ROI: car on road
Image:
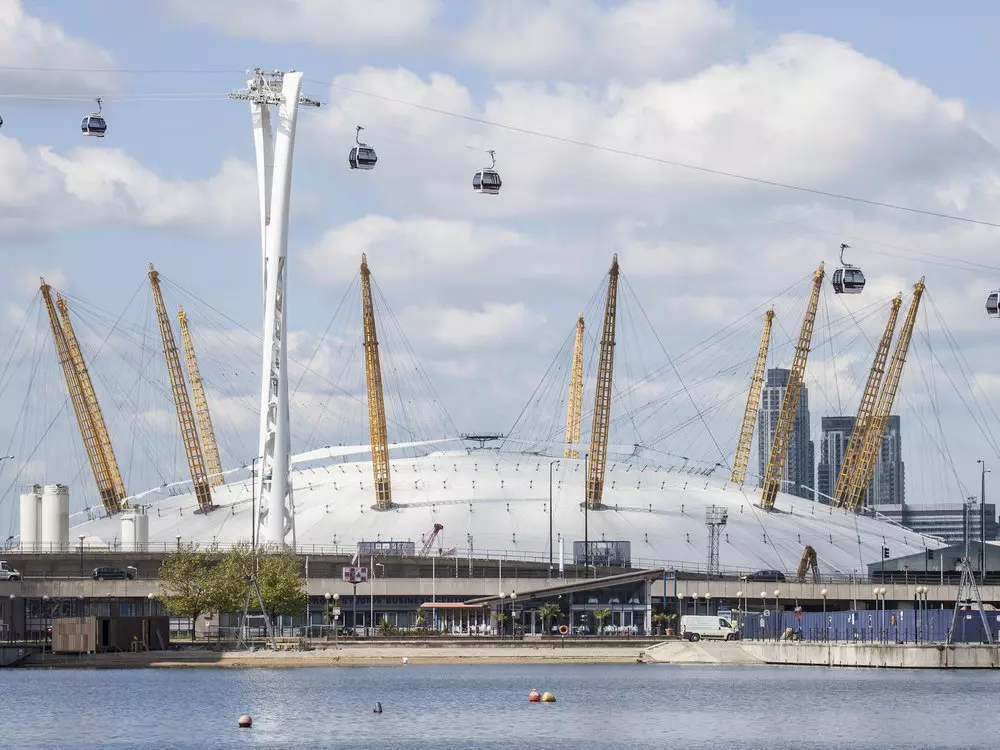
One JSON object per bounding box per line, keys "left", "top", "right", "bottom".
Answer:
{"left": 0, "top": 561, "right": 21, "bottom": 581}
{"left": 744, "top": 569, "right": 786, "bottom": 582}
{"left": 92, "top": 566, "right": 137, "bottom": 581}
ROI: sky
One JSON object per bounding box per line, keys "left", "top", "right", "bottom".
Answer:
{"left": 1, "top": 0, "right": 999, "bottom": 522}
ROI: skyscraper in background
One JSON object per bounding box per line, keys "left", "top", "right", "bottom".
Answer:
{"left": 757, "top": 368, "right": 814, "bottom": 500}
{"left": 817, "top": 414, "right": 905, "bottom": 506}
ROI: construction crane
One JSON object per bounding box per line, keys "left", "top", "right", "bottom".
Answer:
{"left": 586, "top": 255, "right": 619, "bottom": 509}
{"left": 360, "top": 254, "right": 392, "bottom": 510}
{"left": 760, "top": 263, "right": 825, "bottom": 511}
{"left": 844, "top": 278, "right": 926, "bottom": 512}
{"left": 832, "top": 294, "right": 902, "bottom": 508}
{"left": 564, "top": 313, "right": 585, "bottom": 459}
{"left": 177, "top": 306, "right": 225, "bottom": 488}
{"left": 419, "top": 523, "right": 444, "bottom": 556}
{"left": 148, "top": 264, "right": 214, "bottom": 512}
{"left": 796, "top": 545, "right": 820, "bottom": 582}
{"left": 729, "top": 306, "right": 774, "bottom": 485}
{"left": 40, "top": 281, "right": 124, "bottom": 515}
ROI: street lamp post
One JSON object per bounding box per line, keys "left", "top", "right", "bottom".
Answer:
{"left": 548, "top": 460, "right": 559, "bottom": 577}
{"left": 705, "top": 592, "right": 712, "bottom": 616}
{"left": 773, "top": 589, "right": 781, "bottom": 641}
{"left": 760, "top": 591, "right": 767, "bottom": 639}
{"left": 372, "top": 561, "right": 385, "bottom": 635}
{"left": 820, "top": 588, "right": 828, "bottom": 641}
{"left": 583, "top": 452, "right": 589, "bottom": 569}
{"left": 498, "top": 592, "right": 506, "bottom": 637}
{"left": 978, "top": 460, "right": 991, "bottom": 583}
{"left": 915, "top": 586, "right": 928, "bottom": 643}
{"left": 510, "top": 591, "right": 518, "bottom": 637}
{"left": 735, "top": 590, "right": 743, "bottom": 633}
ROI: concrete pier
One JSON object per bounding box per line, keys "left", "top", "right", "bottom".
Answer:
{"left": 644, "top": 640, "right": 1000, "bottom": 668}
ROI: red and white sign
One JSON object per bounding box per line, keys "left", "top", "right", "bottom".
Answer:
{"left": 342, "top": 566, "right": 369, "bottom": 583}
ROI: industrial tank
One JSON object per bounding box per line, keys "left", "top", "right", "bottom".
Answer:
{"left": 121, "top": 506, "right": 149, "bottom": 552}
{"left": 18, "top": 484, "right": 41, "bottom": 552}
{"left": 40, "top": 483, "right": 69, "bottom": 552}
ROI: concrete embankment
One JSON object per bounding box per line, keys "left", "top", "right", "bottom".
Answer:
{"left": 643, "top": 640, "right": 1000, "bottom": 668}
{"left": 16, "top": 642, "right": 649, "bottom": 669}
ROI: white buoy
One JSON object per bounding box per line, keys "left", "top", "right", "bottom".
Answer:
{"left": 402, "top": 657, "right": 409, "bottom": 664}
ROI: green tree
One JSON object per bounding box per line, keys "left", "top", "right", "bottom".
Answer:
{"left": 157, "top": 546, "right": 216, "bottom": 640}
{"left": 593, "top": 608, "right": 611, "bottom": 635}
{"left": 537, "top": 603, "right": 561, "bottom": 634}
{"left": 211, "top": 543, "right": 307, "bottom": 618}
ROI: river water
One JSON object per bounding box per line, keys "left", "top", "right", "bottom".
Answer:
{"left": 1, "top": 664, "right": 995, "bottom": 749}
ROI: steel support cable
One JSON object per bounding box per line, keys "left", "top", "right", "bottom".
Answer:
{"left": 924, "top": 291, "right": 1000, "bottom": 457}
{"left": 0, "top": 294, "right": 40, "bottom": 401}
{"left": 291, "top": 273, "right": 358, "bottom": 400}
{"left": 374, "top": 292, "right": 426, "bottom": 446}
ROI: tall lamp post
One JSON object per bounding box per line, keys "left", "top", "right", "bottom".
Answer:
{"left": 773, "top": 589, "right": 781, "bottom": 640}
{"left": 820, "top": 588, "right": 828, "bottom": 642}
{"left": 548, "top": 460, "right": 559, "bottom": 577}
{"left": 735, "top": 590, "right": 743, "bottom": 634}
{"left": 915, "top": 586, "right": 928, "bottom": 643}
{"left": 371, "top": 562, "right": 384, "bottom": 635}
{"left": 760, "top": 591, "right": 768, "bottom": 639}
{"left": 497, "top": 592, "right": 506, "bottom": 637}
{"left": 510, "top": 591, "right": 518, "bottom": 637}
{"left": 978, "top": 460, "right": 991, "bottom": 582}
{"left": 583, "top": 452, "right": 589, "bottom": 569}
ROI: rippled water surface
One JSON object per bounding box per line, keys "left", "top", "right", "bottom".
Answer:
{"left": 2, "top": 664, "right": 998, "bottom": 749}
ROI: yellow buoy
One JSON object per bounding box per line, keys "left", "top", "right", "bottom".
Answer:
{"left": 540, "top": 692, "right": 556, "bottom": 703}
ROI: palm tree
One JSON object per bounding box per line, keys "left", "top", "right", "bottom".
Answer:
{"left": 652, "top": 612, "right": 670, "bottom": 636}
{"left": 537, "top": 603, "right": 561, "bottom": 635}
{"left": 593, "top": 608, "right": 611, "bottom": 636}
{"left": 492, "top": 611, "right": 510, "bottom": 636}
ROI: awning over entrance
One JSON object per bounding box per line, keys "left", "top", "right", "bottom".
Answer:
{"left": 463, "top": 568, "right": 667, "bottom": 606}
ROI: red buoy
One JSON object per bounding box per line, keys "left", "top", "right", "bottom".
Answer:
{"left": 529, "top": 689, "right": 541, "bottom": 702}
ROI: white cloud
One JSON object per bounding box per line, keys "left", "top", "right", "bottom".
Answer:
{"left": 458, "top": 0, "right": 737, "bottom": 80}
{"left": 157, "top": 0, "right": 441, "bottom": 46}
{"left": 0, "top": 135, "right": 257, "bottom": 233}
{"left": 0, "top": 0, "right": 120, "bottom": 95}
{"left": 401, "top": 302, "right": 547, "bottom": 350}
{"left": 312, "top": 36, "right": 994, "bottom": 221}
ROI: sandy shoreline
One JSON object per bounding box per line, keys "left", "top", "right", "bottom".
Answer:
{"left": 17, "top": 643, "right": 652, "bottom": 669}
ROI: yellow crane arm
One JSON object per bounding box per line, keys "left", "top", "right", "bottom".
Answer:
{"left": 178, "top": 306, "right": 225, "bottom": 488}
{"left": 845, "top": 278, "right": 925, "bottom": 512}
{"left": 760, "top": 264, "right": 825, "bottom": 510}
{"left": 832, "top": 294, "right": 902, "bottom": 508}
{"left": 56, "top": 295, "right": 126, "bottom": 513}
{"left": 586, "top": 254, "right": 619, "bottom": 509}
{"left": 148, "top": 264, "right": 213, "bottom": 512}
{"left": 730, "top": 306, "right": 774, "bottom": 485}
{"left": 361, "top": 254, "right": 392, "bottom": 511}
{"left": 564, "top": 313, "right": 585, "bottom": 459}
{"left": 40, "top": 281, "right": 122, "bottom": 515}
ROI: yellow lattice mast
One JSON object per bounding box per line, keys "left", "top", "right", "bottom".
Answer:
{"left": 57, "top": 294, "right": 127, "bottom": 512}
{"left": 178, "top": 306, "right": 225, "bottom": 488}
{"left": 730, "top": 306, "right": 774, "bottom": 485}
{"left": 586, "top": 255, "right": 619, "bottom": 509}
{"left": 832, "top": 294, "right": 902, "bottom": 508}
{"left": 844, "top": 278, "right": 925, "bottom": 512}
{"left": 760, "top": 263, "right": 825, "bottom": 511}
{"left": 148, "top": 264, "right": 214, "bottom": 512}
{"left": 360, "top": 254, "right": 392, "bottom": 510}
{"left": 564, "top": 313, "right": 585, "bottom": 459}
{"left": 40, "top": 280, "right": 122, "bottom": 515}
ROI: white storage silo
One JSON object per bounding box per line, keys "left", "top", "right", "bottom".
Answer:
{"left": 18, "top": 485, "right": 41, "bottom": 552}
{"left": 121, "top": 506, "right": 149, "bottom": 552}
{"left": 40, "top": 483, "right": 69, "bottom": 552}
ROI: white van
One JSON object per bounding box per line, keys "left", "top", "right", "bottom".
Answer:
{"left": 679, "top": 615, "right": 740, "bottom": 642}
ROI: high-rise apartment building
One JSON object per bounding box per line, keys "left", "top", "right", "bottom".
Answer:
{"left": 817, "top": 414, "right": 904, "bottom": 506}
{"left": 757, "top": 368, "right": 814, "bottom": 500}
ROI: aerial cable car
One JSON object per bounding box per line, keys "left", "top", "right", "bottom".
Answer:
{"left": 81, "top": 97, "right": 107, "bottom": 137}
{"left": 473, "top": 150, "right": 501, "bottom": 195}
{"left": 987, "top": 290, "right": 1000, "bottom": 318}
{"left": 348, "top": 125, "right": 377, "bottom": 170}
{"left": 831, "top": 242, "right": 865, "bottom": 295}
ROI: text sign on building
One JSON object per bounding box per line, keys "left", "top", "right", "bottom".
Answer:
{"left": 357, "top": 540, "right": 416, "bottom": 557}
{"left": 342, "top": 566, "right": 369, "bottom": 583}
{"left": 572, "top": 540, "right": 632, "bottom": 567}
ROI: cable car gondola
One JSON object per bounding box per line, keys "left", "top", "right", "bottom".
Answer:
{"left": 81, "top": 97, "right": 107, "bottom": 137}
{"left": 987, "top": 290, "right": 1000, "bottom": 318}
{"left": 831, "top": 242, "right": 865, "bottom": 294}
{"left": 473, "top": 150, "right": 501, "bottom": 195}
{"left": 348, "top": 125, "right": 377, "bottom": 170}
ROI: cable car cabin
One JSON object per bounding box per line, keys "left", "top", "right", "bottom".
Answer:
{"left": 349, "top": 146, "right": 377, "bottom": 170}
{"left": 81, "top": 114, "right": 107, "bottom": 137}
{"left": 832, "top": 266, "right": 865, "bottom": 294}
{"left": 987, "top": 291, "right": 1000, "bottom": 318}
{"left": 473, "top": 169, "right": 501, "bottom": 195}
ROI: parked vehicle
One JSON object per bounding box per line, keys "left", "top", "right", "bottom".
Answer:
{"left": 679, "top": 615, "right": 740, "bottom": 642}
{"left": 0, "top": 561, "right": 21, "bottom": 581}
{"left": 92, "top": 566, "right": 137, "bottom": 581}
{"left": 744, "top": 569, "right": 786, "bottom": 582}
